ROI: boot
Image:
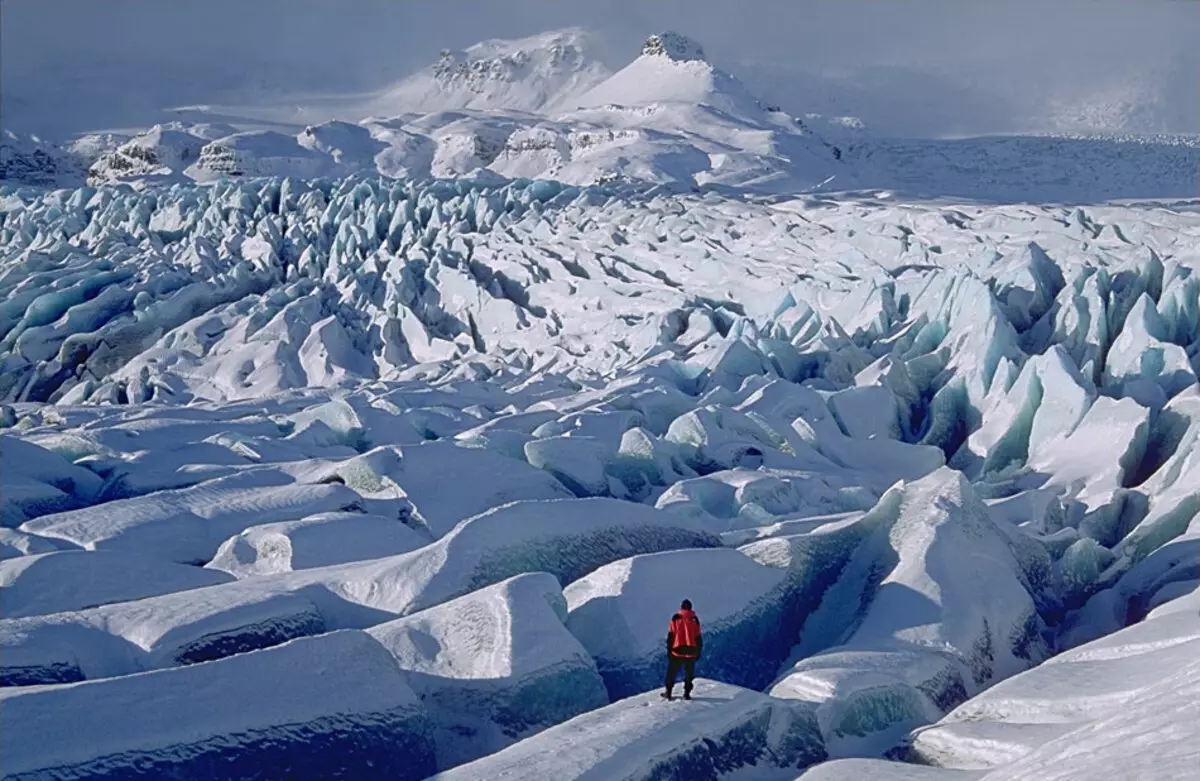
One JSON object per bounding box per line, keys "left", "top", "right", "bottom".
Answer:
{"left": 661, "top": 690, "right": 673, "bottom": 701}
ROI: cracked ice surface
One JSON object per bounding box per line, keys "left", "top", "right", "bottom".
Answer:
{"left": 1, "top": 177, "right": 1199, "bottom": 779}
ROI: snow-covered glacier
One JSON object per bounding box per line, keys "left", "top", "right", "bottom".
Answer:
{"left": 4, "top": 175, "right": 1195, "bottom": 411}
{"left": 1, "top": 169, "right": 1195, "bottom": 777}
{"left": 2, "top": 25, "right": 1200, "bottom": 778}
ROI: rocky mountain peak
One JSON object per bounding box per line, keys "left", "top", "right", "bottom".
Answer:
{"left": 431, "top": 30, "right": 593, "bottom": 90}
{"left": 641, "top": 32, "right": 706, "bottom": 63}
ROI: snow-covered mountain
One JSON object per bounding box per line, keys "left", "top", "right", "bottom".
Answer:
{"left": 7, "top": 29, "right": 1196, "bottom": 201}
{"left": 67, "top": 31, "right": 846, "bottom": 194}
{"left": 84, "top": 123, "right": 238, "bottom": 186}
{"left": 575, "top": 31, "right": 763, "bottom": 117}
{"left": 15, "top": 31, "right": 821, "bottom": 192}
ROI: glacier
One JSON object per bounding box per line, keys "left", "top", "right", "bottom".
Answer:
{"left": 2, "top": 22, "right": 1200, "bottom": 781}
{"left": 0, "top": 169, "right": 1197, "bottom": 776}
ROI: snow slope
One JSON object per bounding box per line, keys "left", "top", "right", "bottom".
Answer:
{"left": 0, "top": 549, "right": 233, "bottom": 618}
{"left": 205, "top": 511, "right": 428, "bottom": 578}
{"left": 575, "top": 32, "right": 765, "bottom": 118}
{"left": 0, "top": 497, "right": 719, "bottom": 686}
{"left": 770, "top": 469, "right": 1050, "bottom": 756}
{"left": 19, "top": 468, "right": 365, "bottom": 563}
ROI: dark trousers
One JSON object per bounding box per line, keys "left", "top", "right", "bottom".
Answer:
{"left": 665, "top": 654, "right": 696, "bottom": 695}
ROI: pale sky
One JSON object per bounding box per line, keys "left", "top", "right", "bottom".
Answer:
{"left": 3, "top": 0, "right": 1197, "bottom": 138}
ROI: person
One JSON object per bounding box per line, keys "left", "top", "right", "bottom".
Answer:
{"left": 663, "top": 599, "right": 702, "bottom": 701}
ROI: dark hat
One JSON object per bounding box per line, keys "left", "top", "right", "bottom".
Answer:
{"left": 681, "top": 599, "right": 692, "bottom": 610}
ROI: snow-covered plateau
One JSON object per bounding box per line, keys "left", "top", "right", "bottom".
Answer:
{"left": 1, "top": 26, "right": 1199, "bottom": 781}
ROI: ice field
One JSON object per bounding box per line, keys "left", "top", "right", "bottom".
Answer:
{"left": 1, "top": 23, "right": 1199, "bottom": 781}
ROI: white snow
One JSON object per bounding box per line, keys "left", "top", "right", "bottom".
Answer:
{"left": 895, "top": 586, "right": 1200, "bottom": 781}
{"left": 19, "top": 469, "right": 365, "bottom": 563}
{"left": 0, "top": 527, "right": 77, "bottom": 558}
{"left": 1, "top": 21, "right": 1199, "bottom": 781}
{"left": 1, "top": 434, "right": 103, "bottom": 526}
{"left": 328, "top": 497, "right": 722, "bottom": 619}
{"left": 0, "top": 583, "right": 326, "bottom": 684}
{"left": 367, "top": 29, "right": 611, "bottom": 116}
{"left": 0, "top": 549, "right": 233, "bottom": 618}
{"left": 800, "top": 762, "right": 984, "bottom": 781}
{"left": 575, "top": 32, "right": 763, "bottom": 119}
{"left": 205, "top": 511, "right": 428, "bottom": 578}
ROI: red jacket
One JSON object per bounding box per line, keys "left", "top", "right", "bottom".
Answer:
{"left": 666, "top": 609, "right": 702, "bottom": 659}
